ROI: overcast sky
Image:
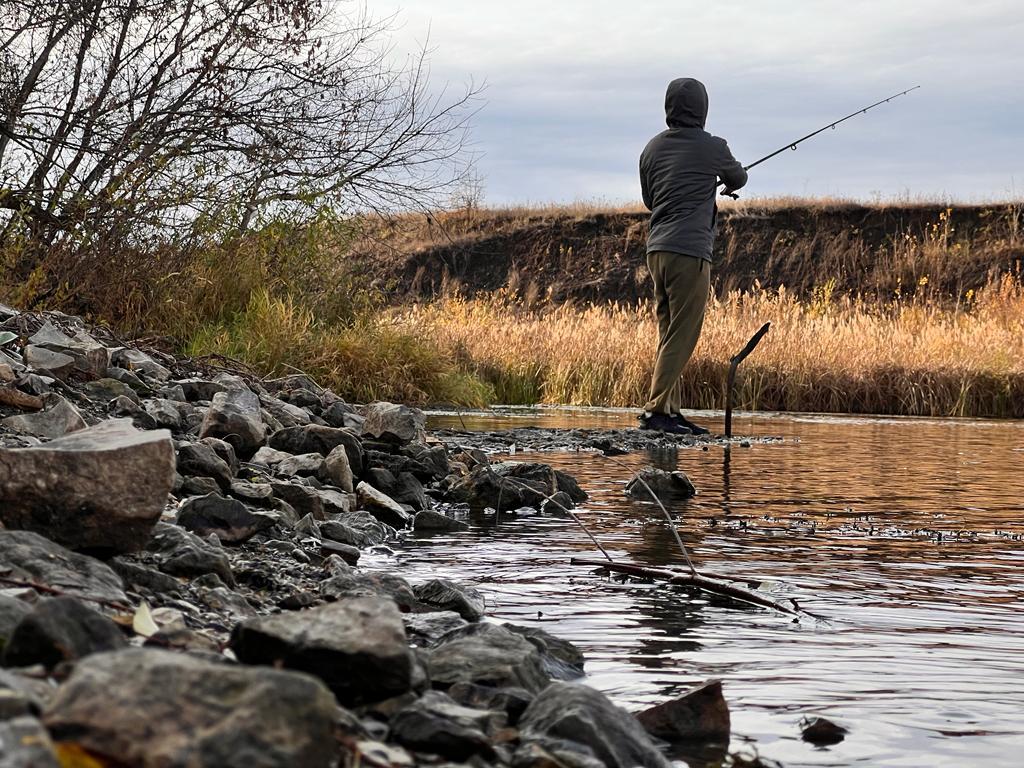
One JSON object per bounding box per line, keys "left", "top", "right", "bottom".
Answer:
{"left": 377, "top": 0, "right": 1023, "bottom": 205}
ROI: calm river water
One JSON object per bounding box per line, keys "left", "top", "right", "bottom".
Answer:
{"left": 376, "top": 408, "right": 1024, "bottom": 767}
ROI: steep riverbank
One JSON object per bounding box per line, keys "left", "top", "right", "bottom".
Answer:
{"left": 351, "top": 201, "right": 1023, "bottom": 305}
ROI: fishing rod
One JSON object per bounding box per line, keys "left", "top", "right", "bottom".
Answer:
{"left": 720, "top": 85, "right": 921, "bottom": 198}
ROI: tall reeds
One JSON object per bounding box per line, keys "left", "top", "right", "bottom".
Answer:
{"left": 396, "top": 275, "right": 1024, "bottom": 417}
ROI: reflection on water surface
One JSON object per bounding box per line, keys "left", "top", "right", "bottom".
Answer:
{"left": 375, "top": 408, "right": 1024, "bottom": 767}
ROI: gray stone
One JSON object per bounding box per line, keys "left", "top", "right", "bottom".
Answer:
{"left": 448, "top": 682, "right": 534, "bottom": 726}
{"left": 414, "top": 509, "right": 469, "bottom": 532}
{"left": 22, "top": 346, "right": 74, "bottom": 379}
{"left": 146, "top": 523, "right": 234, "bottom": 585}
{"left": 144, "top": 398, "right": 184, "bottom": 430}
{"left": 318, "top": 444, "right": 354, "bottom": 492}
{"left": 319, "top": 540, "right": 360, "bottom": 565}
{"left": 390, "top": 690, "right": 498, "bottom": 761}
{"left": 319, "top": 572, "right": 417, "bottom": 610}
{"left": 366, "top": 468, "right": 428, "bottom": 511}
{"left": 43, "top": 648, "right": 337, "bottom": 768}
{"left": 0, "top": 716, "right": 59, "bottom": 767}
{"left": 428, "top": 622, "right": 550, "bottom": 693}
{"left": 230, "top": 598, "right": 415, "bottom": 706}
{"left": 320, "top": 520, "right": 373, "bottom": 548}
{"left": 800, "top": 715, "right": 848, "bottom": 745}
{"left": 173, "top": 378, "right": 228, "bottom": 402}
{"left": 413, "top": 579, "right": 485, "bottom": 621}
{"left": 0, "top": 420, "right": 174, "bottom": 553}
{"left": 635, "top": 679, "right": 730, "bottom": 743}
{"left": 111, "top": 347, "right": 172, "bottom": 381}
{"left": 0, "top": 393, "right": 86, "bottom": 438}
{"left": 625, "top": 468, "right": 696, "bottom": 500}
{"left": 0, "top": 669, "right": 52, "bottom": 720}
{"left": 251, "top": 446, "right": 293, "bottom": 466}
{"left": 356, "top": 481, "right": 412, "bottom": 528}
{"left": 403, "top": 611, "right": 468, "bottom": 647}
{"left": 268, "top": 425, "right": 363, "bottom": 474}
{"left": 259, "top": 394, "right": 311, "bottom": 428}
{"left": 201, "top": 437, "right": 238, "bottom": 475}
{"left": 338, "top": 511, "right": 391, "bottom": 545}
{"left": 0, "top": 531, "right": 126, "bottom": 605}
{"left": 506, "top": 625, "right": 586, "bottom": 680}
{"left": 2, "top": 596, "right": 127, "bottom": 670}
{"left": 176, "top": 442, "right": 233, "bottom": 490}
{"left": 314, "top": 487, "right": 353, "bottom": 515}
{"left": 84, "top": 377, "right": 140, "bottom": 404}
{"left": 199, "top": 388, "right": 265, "bottom": 458}
{"left": 177, "top": 493, "right": 278, "bottom": 545}
{"left": 105, "top": 366, "right": 150, "bottom": 391}
{"left": 361, "top": 402, "right": 426, "bottom": 444}
{"left": 0, "top": 597, "right": 31, "bottom": 653}
{"left": 519, "top": 682, "right": 671, "bottom": 768}
{"left": 276, "top": 452, "right": 323, "bottom": 477}
{"left": 270, "top": 481, "right": 324, "bottom": 520}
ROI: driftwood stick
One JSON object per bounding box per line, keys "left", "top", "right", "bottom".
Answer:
{"left": 0, "top": 386, "right": 43, "bottom": 411}
{"left": 725, "top": 322, "right": 771, "bottom": 438}
{"left": 570, "top": 557, "right": 805, "bottom": 617}
{"left": 598, "top": 454, "right": 697, "bottom": 575}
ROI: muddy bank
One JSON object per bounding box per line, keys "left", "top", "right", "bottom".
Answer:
{"left": 352, "top": 203, "right": 1024, "bottom": 304}
{"left": 0, "top": 305, "right": 774, "bottom": 767}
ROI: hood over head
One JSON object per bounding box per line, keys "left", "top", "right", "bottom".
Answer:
{"left": 665, "top": 78, "right": 708, "bottom": 129}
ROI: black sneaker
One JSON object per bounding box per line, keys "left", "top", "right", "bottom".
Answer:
{"left": 639, "top": 412, "right": 692, "bottom": 434}
{"left": 673, "top": 414, "right": 710, "bottom": 435}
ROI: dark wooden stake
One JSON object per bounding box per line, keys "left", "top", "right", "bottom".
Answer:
{"left": 724, "top": 322, "right": 771, "bottom": 438}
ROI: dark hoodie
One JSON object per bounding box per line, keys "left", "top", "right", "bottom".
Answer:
{"left": 640, "top": 78, "right": 747, "bottom": 262}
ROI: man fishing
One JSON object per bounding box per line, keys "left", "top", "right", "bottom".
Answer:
{"left": 639, "top": 77, "right": 746, "bottom": 435}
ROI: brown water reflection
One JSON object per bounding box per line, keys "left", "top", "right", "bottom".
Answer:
{"left": 374, "top": 408, "right": 1024, "bottom": 767}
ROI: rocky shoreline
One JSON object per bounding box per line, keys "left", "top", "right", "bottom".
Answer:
{"left": 0, "top": 305, "right": 755, "bottom": 768}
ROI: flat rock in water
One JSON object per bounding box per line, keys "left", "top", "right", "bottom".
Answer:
{"left": 635, "top": 679, "right": 730, "bottom": 742}
{"left": 413, "top": 578, "right": 485, "bottom": 621}
{"left": 2, "top": 596, "right": 127, "bottom": 670}
{"left": 800, "top": 716, "right": 848, "bottom": 745}
{"left": 361, "top": 402, "right": 426, "bottom": 444}
{"left": 43, "top": 648, "right": 337, "bottom": 768}
{"left": 356, "top": 481, "right": 412, "bottom": 528}
{"left": 0, "top": 530, "right": 126, "bottom": 605}
{"left": 1, "top": 393, "right": 87, "bottom": 438}
{"left": 0, "top": 419, "right": 174, "bottom": 553}
{"left": 176, "top": 493, "right": 278, "bottom": 544}
{"left": 427, "top": 622, "right": 551, "bottom": 693}
{"left": 414, "top": 509, "right": 469, "bottom": 532}
{"left": 625, "top": 468, "right": 696, "bottom": 500}
{"left": 447, "top": 461, "right": 586, "bottom": 512}
{"left": 230, "top": 597, "right": 415, "bottom": 706}
{"left": 199, "top": 388, "right": 266, "bottom": 458}
{"left": 519, "top": 681, "right": 671, "bottom": 768}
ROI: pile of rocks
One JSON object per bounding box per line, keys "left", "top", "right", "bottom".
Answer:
{"left": 0, "top": 305, "right": 732, "bottom": 768}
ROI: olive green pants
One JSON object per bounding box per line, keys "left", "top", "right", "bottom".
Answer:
{"left": 644, "top": 252, "right": 711, "bottom": 414}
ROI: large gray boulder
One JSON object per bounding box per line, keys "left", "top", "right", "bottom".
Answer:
{"left": 505, "top": 624, "right": 585, "bottom": 680}
{"left": 361, "top": 402, "right": 426, "bottom": 444}
{"left": 43, "top": 648, "right": 337, "bottom": 768}
{"left": 519, "top": 682, "right": 671, "bottom": 768}
{"left": 413, "top": 579, "right": 485, "bottom": 621}
{"left": 0, "top": 419, "right": 174, "bottom": 553}
{"left": 427, "top": 622, "right": 550, "bottom": 693}
{"left": 176, "top": 442, "right": 233, "bottom": 490}
{"left": 0, "top": 531, "right": 126, "bottom": 605}
{"left": 199, "top": 388, "right": 266, "bottom": 458}
{"left": 230, "top": 597, "right": 415, "bottom": 706}
{"left": 625, "top": 468, "right": 696, "bottom": 500}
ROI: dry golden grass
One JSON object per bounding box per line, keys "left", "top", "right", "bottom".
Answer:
{"left": 396, "top": 275, "right": 1024, "bottom": 417}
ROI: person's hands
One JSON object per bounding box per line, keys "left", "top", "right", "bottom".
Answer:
{"left": 719, "top": 187, "right": 739, "bottom": 199}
